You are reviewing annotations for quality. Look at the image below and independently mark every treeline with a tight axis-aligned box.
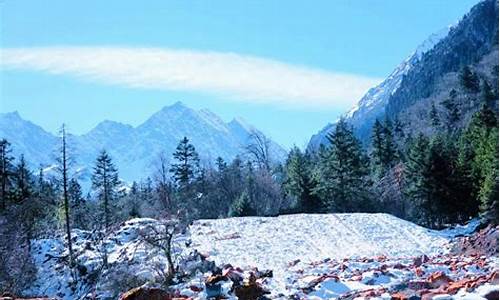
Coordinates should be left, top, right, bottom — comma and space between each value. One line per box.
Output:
283, 65, 498, 228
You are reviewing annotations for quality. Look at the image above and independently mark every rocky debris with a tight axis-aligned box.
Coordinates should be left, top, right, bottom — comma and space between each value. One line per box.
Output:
118, 286, 174, 300
452, 225, 499, 257
234, 272, 271, 300
202, 265, 272, 299
287, 253, 499, 299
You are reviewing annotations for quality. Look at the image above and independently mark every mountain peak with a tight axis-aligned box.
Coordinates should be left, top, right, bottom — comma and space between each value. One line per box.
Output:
169, 101, 187, 110
1, 111, 22, 120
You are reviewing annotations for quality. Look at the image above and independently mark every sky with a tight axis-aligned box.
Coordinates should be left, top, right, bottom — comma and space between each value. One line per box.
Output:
0, 0, 479, 149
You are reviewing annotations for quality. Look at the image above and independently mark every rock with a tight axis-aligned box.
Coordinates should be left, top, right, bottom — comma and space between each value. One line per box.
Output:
408, 280, 430, 290
427, 271, 452, 289
484, 290, 500, 300
234, 274, 271, 300
119, 286, 173, 300
451, 225, 499, 257
413, 255, 430, 267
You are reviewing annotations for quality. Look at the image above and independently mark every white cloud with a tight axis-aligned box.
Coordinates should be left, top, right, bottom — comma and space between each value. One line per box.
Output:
1, 47, 381, 108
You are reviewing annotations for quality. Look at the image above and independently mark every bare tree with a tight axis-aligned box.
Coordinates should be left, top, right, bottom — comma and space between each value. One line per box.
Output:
153, 152, 173, 213
245, 130, 271, 172
138, 219, 181, 285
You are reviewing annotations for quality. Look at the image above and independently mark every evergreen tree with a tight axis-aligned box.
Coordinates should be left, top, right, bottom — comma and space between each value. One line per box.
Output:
476, 127, 498, 222
229, 191, 255, 217
283, 146, 320, 213
404, 133, 433, 226
382, 118, 398, 168
393, 118, 404, 138
441, 89, 460, 130
463, 106, 499, 223
480, 79, 496, 105
92, 150, 120, 232
371, 118, 398, 177
68, 178, 88, 229
459, 66, 480, 93
0, 139, 14, 210
314, 119, 371, 212
429, 102, 440, 127
371, 119, 385, 177
58, 125, 74, 267
12, 155, 32, 203
169, 137, 200, 189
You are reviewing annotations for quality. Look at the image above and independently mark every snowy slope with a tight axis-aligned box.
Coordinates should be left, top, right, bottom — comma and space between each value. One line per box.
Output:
190, 213, 450, 272
23, 214, 497, 299
308, 26, 452, 150
0, 102, 287, 182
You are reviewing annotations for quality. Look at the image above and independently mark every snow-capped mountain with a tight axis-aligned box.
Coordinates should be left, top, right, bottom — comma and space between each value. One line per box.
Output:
308, 26, 452, 150
0, 102, 287, 182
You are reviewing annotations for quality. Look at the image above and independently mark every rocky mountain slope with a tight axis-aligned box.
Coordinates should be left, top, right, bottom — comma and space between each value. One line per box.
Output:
0, 102, 286, 182
308, 0, 499, 150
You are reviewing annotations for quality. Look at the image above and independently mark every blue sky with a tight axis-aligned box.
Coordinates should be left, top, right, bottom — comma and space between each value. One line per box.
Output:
0, 0, 478, 149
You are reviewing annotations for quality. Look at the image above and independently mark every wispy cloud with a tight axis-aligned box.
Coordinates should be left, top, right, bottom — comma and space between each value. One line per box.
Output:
1, 47, 381, 108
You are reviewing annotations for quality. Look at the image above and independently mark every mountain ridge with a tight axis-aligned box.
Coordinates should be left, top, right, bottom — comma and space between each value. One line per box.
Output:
0, 102, 287, 182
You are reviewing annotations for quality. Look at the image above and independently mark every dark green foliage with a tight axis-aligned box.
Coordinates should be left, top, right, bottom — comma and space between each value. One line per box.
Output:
429, 102, 440, 127
460, 106, 499, 223
12, 155, 32, 203
92, 150, 120, 232
283, 147, 320, 213
69, 178, 90, 229
370, 118, 398, 177
169, 137, 200, 189
314, 119, 372, 212
0, 139, 14, 211
404, 134, 432, 225
480, 79, 496, 104
229, 191, 255, 217
460, 66, 480, 93
441, 89, 460, 130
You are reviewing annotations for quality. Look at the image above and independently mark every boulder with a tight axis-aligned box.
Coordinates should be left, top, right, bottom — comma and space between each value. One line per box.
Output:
119, 286, 173, 300
234, 274, 270, 300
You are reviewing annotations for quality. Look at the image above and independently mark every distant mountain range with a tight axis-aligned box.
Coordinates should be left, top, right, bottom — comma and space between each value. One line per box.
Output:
308, 0, 499, 150
0, 101, 287, 182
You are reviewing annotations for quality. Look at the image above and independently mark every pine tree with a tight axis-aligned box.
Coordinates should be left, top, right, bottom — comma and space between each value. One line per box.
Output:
463, 106, 499, 223
12, 155, 32, 203
480, 80, 496, 105
404, 133, 432, 226
371, 119, 385, 177
441, 89, 460, 130
382, 118, 398, 168
58, 125, 74, 267
283, 146, 320, 213
429, 102, 440, 127
127, 181, 141, 218
314, 119, 371, 212
92, 150, 120, 232
371, 118, 398, 177
0, 139, 14, 210
393, 118, 404, 138
459, 66, 480, 93
68, 178, 87, 229
169, 137, 200, 189
229, 191, 255, 217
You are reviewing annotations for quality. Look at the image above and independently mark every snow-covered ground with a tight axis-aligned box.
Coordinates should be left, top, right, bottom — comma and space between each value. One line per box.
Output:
21, 214, 497, 299
190, 213, 452, 269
